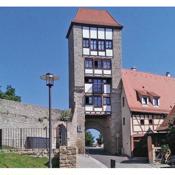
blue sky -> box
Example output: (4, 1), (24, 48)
(0, 7), (175, 112)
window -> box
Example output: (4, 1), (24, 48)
(103, 79), (107, 84)
(153, 97), (159, 106)
(85, 78), (92, 83)
(140, 119), (144, 125)
(85, 96), (93, 105)
(94, 60), (102, 69)
(98, 40), (105, 51)
(103, 97), (111, 105)
(123, 118), (125, 125)
(149, 119), (153, 125)
(93, 79), (103, 93)
(141, 96), (149, 105)
(122, 97), (125, 107)
(83, 39), (89, 48)
(103, 60), (111, 69)
(94, 96), (102, 107)
(85, 58), (93, 69)
(106, 40), (113, 49)
(90, 39), (97, 51)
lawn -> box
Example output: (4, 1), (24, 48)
(0, 152), (49, 168)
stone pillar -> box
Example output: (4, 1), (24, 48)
(59, 146), (77, 168)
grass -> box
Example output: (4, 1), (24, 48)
(0, 152), (49, 168)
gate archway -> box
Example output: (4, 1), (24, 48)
(85, 117), (111, 153)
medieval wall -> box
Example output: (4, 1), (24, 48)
(0, 99), (65, 149)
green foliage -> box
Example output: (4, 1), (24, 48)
(167, 121), (175, 155)
(96, 133), (103, 146)
(0, 85), (21, 102)
(60, 109), (72, 121)
(0, 152), (48, 168)
(85, 131), (94, 146)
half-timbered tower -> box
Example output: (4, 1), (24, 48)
(66, 8), (123, 154)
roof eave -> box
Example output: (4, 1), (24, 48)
(66, 21), (123, 39)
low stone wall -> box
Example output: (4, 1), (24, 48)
(59, 146), (77, 168)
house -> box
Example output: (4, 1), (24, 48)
(121, 69), (175, 156)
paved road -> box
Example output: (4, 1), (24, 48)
(86, 147), (170, 168)
(77, 154), (107, 168)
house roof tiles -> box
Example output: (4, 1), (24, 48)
(122, 69), (175, 114)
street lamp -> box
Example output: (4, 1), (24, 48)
(40, 73), (59, 168)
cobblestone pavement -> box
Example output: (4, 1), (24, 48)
(86, 147), (170, 168)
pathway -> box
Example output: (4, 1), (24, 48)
(86, 147), (170, 168)
(76, 154), (107, 168)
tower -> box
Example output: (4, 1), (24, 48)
(66, 8), (123, 154)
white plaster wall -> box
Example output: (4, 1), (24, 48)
(85, 83), (92, 93)
(83, 27), (89, 38)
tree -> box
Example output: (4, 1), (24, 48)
(0, 85), (21, 102)
(60, 109), (72, 121)
(85, 131), (94, 146)
(96, 133), (103, 146)
(167, 121), (175, 155)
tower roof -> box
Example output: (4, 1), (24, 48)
(66, 8), (123, 38)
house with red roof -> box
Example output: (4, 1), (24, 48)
(121, 69), (175, 156)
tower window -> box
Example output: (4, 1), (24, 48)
(90, 39), (97, 51)
(83, 39), (90, 48)
(93, 79), (103, 93)
(85, 58), (93, 69)
(103, 60), (111, 69)
(94, 96), (102, 107)
(103, 97), (111, 105)
(98, 40), (105, 51)
(85, 96), (93, 105)
(106, 40), (113, 49)
(94, 60), (102, 69)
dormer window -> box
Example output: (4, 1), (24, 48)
(141, 96), (149, 105)
(136, 89), (160, 106)
(153, 97), (160, 106)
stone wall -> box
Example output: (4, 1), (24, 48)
(59, 146), (77, 168)
(0, 98), (62, 128)
(0, 99), (67, 149)
(67, 24), (85, 153)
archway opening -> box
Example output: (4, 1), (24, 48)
(85, 128), (104, 154)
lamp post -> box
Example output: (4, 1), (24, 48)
(40, 73), (59, 168)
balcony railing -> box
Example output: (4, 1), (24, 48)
(85, 105), (111, 115)
(85, 68), (111, 77)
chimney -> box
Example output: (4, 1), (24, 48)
(166, 72), (171, 77)
(131, 66), (136, 71)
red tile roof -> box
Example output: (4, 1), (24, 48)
(66, 8), (122, 38)
(122, 69), (175, 114)
(72, 8), (122, 27)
